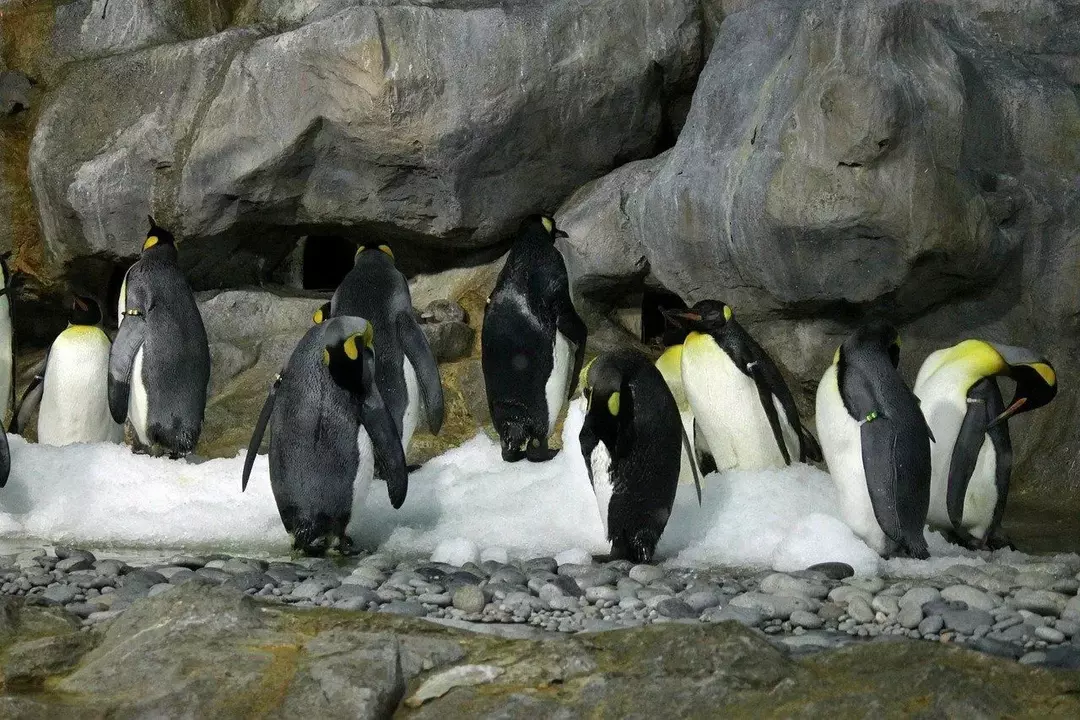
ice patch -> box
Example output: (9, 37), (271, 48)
(555, 548), (593, 566)
(770, 513), (882, 577)
(430, 537), (480, 567)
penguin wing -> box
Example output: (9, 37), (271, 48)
(679, 423), (703, 505)
(12, 352), (48, 436)
(242, 372), (281, 492)
(555, 297), (588, 399)
(948, 378), (1011, 532)
(0, 427), (8, 488)
(860, 415), (931, 559)
(397, 312), (444, 435)
(578, 411), (599, 482)
(108, 313), (147, 424)
(362, 380), (409, 509)
(748, 364), (793, 465)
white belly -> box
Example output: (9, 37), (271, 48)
(39, 328), (124, 446)
(589, 441), (615, 537)
(816, 364), (888, 554)
(345, 428), (375, 538)
(677, 410), (698, 484)
(129, 346), (150, 445)
(0, 293), (11, 423)
(117, 267), (130, 325)
(401, 356), (420, 452)
(915, 364), (998, 538)
(682, 334), (794, 471)
(544, 330), (573, 435)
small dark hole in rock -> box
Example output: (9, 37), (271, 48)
(877, 138), (890, 149)
(838, 161), (863, 168)
(979, 172), (999, 193)
(302, 235), (357, 291)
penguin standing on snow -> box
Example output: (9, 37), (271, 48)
(913, 340), (1057, 550)
(663, 301), (820, 472)
(331, 245), (443, 458)
(482, 215), (587, 462)
(815, 322), (933, 559)
(13, 296), (123, 446)
(0, 253), (14, 487)
(242, 312), (407, 556)
(654, 343), (715, 481)
(109, 217), (210, 458)
(579, 349), (701, 563)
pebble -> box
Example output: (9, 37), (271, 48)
(1011, 589), (1068, 616)
(452, 586), (486, 614)
(871, 595), (900, 617)
(729, 592), (814, 620)
(789, 610), (823, 629)
(1019, 651), (1047, 665)
(555, 548), (592, 566)
(1035, 626), (1066, 644)
(828, 586), (873, 607)
(1063, 595), (1080, 621)
(759, 573), (829, 600)
(899, 587), (941, 610)
(897, 604), (923, 630)
(380, 601), (428, 618)
(847, 597), (876, 624)
(42, 584), (78, 604)
(682, 590), (725, 612)
(942, 608), (994, 635)
(806, 562), (854, 580)
(628, 565), (665, 585)
(919, 615), (945, 635)
(55, 557), (94, 573)
(655, 598), (698, 619)
(941, 585), (997, 612)
(701, 605), (763, 627)
(842, 576), (886, 593)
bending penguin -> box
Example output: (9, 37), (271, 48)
(242, 307), (407, 556)
(663, 301), (821, 472)
(579, 349), (701, 563)
(0, 253), (14, 487)
(913, 340), (1057, 550)
(654, 343), (714, 482)
(482, 215), (587, 462)
(109, 217), (210, 458)
(331, 245), (443, 458)
(815, 322), (933, 559)
(13, 296), (123, 446)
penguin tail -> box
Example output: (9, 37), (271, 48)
(800, 427), (824, 464)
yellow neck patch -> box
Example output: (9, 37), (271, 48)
(343, 336), (360, 361)
(723, 305), (733, 321)
(541, 217), (554, 233)
(833, 346), (841, 365)
(143, 236), (159, 250)
(378, 245), (394, 261)
(321, 349), (331, 366)
(929, 340), (1008, 388)
(1027, 362), (1056, 386)
(313, 308), (325, 325)
(607, 391), (621, 416)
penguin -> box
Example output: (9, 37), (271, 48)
(0, 253), (13, 487)
(579, 349), (701, 563)
(330, 244), (443, 458)
(108, 217), (210, 458)
(13, 296), (123, 446)
(482, 214), (587, 462)
(241, 313), (407, 556)
(654, 343), (715, 482)
(663, 301), (821, 472)
(913, 340), (1057, 550)
(815, 322), (932, 559)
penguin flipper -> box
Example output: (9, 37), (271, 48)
(108, 312), (146, 424)
(397, 313), (444, 435)
(242, 373), (280, 492)
(362, 382), (409, 509)
(693, 419), (717, 476)
(860, 416), (931, 559)
(947, 378), (1012, 535)
(0, 430), (8, 488)
(749, 364), (792, 465)
(556, 307), (588, 398)
(800, 427), (824, 464)
(12, 352), (48, 436)
(679, 424), (703, 505)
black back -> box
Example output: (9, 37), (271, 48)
(947, 376), (1012, 538)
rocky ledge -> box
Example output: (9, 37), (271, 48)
(0, 578), (1078, 718)
(3, 546), (1080, 678)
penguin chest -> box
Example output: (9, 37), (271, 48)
(39, 329), (122, 445)
(815, 364), (888, 554)
(914, 375), (971, 531)
(345, 428), (376, 538)
(0, 291), (11, 415)
(401, 356), (420, 452)
(960, 438), (998, 539)
(129, 346), (150, 445)
(544, 331), (574, 435)
(681, 335), (789, 471)
(589, 441), (615, 538)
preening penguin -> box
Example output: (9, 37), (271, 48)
(482, 215), (587, 462)
(663, 301), (821, 472)
(913, 340), (1057, 550)
(815, 322), (932, 559)
(331, 244), (443, 458)
(14, 296), (123, 446)
(579, 350), (701, 563)
(109, 218), (210, 458)
(0, 253), (12, 487)
(242, 313), (408, 556)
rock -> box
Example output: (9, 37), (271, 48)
(897, 604), (923, 630)
(93, 559), (128, 577)
(164, 555), (208, 570)
(941, 585), (998, 612)
(406, 664), (504, 708)
(1056, 620), (1080, 638)
(1011, 589), (1069, 616)
(1019, 652), (1047, 666)
(555, 548), (594, 567)
(343, 566), (388, 590)
(1041, 646), (1080, 670)
(805, 562), (855, 580)
(1063, 595), (1080, 622)
(846, 597), (876, 624)
(0, 70), (32, 115)
(585, 586), (620, 604)
(1035, 626), (1066, 644)
(419, 303), (475, 362)
(841, 576), (886, 594)
(923, 599), (968, 617)
(656, 599), (698, 619)
(628, 565), (665, 585)
(380, 602), (429, 618)
(899, 587), (941, 610)
(700, 605), (763, 628)
(729, 593), (814, 620)
(41, 584), (79, 605)
(451, 586), (486, 615)
(918, 615), (945, 635)
(871, 595), (900, 617)
(789, 610), (823, 630)
(682, 591), (726, 613)
(55, 556), (94, 573)
(290, 577), (338, 600)
(942, 608), (995, 635)
(759, 573), (829, 600)
(828, 586), (874, 607)
(1, 633), (95, 688)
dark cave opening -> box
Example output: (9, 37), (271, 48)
(640, 287), (688, 347)
(302, 235), (358, 291)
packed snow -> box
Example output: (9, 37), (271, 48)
(0, 399), (1057, 576)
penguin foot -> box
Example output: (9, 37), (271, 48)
(525, 445), (559, 463)
(501, 446), (526, 463)
(406, 463), (423, 473)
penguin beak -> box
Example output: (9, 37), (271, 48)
(554, 229), (569, 239)
(73, 297), (88, 312)
(662, 309), (702, 330)
(988, 396), (1028, 429)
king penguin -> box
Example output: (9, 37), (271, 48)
(579, 349), (701, 563)
(242, 312), (407, 556)
(482, 214), (587, 462)
(0, 253), (13, 487)
(663, 301), (821, 472)
(109, 217), (210, 458)
(13, 296), (123, 446)
(913, 340), (1057, 550)
(815, 322), (932, 558)
(654, 343), (715, 482)
(331, 245), (443, 458)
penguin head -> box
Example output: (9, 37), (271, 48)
(69, 295), (102, 326)
(354, 244), (395, 265)
(974, 342), (1057, 427)
(143, 216), (176, 252)
(842, 321), (902, 368)
(583, 355), (625, 421)
(320, 316), (376, 395)
(662, 300), (733, 336)
(520, 214), (569, 241)
(312, 301), (332, 325)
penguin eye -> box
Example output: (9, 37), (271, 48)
(143, 236), (159, 250)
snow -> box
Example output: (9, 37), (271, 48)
(0, 399), (1061, 576)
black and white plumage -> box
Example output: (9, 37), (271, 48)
(579, 349), (700, 564)
(242, 314), (407, 556)
(482, 215), (587, 463)
(109, 218), (210, 457)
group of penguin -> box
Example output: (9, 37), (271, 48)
(0, 215), (1059, 566)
